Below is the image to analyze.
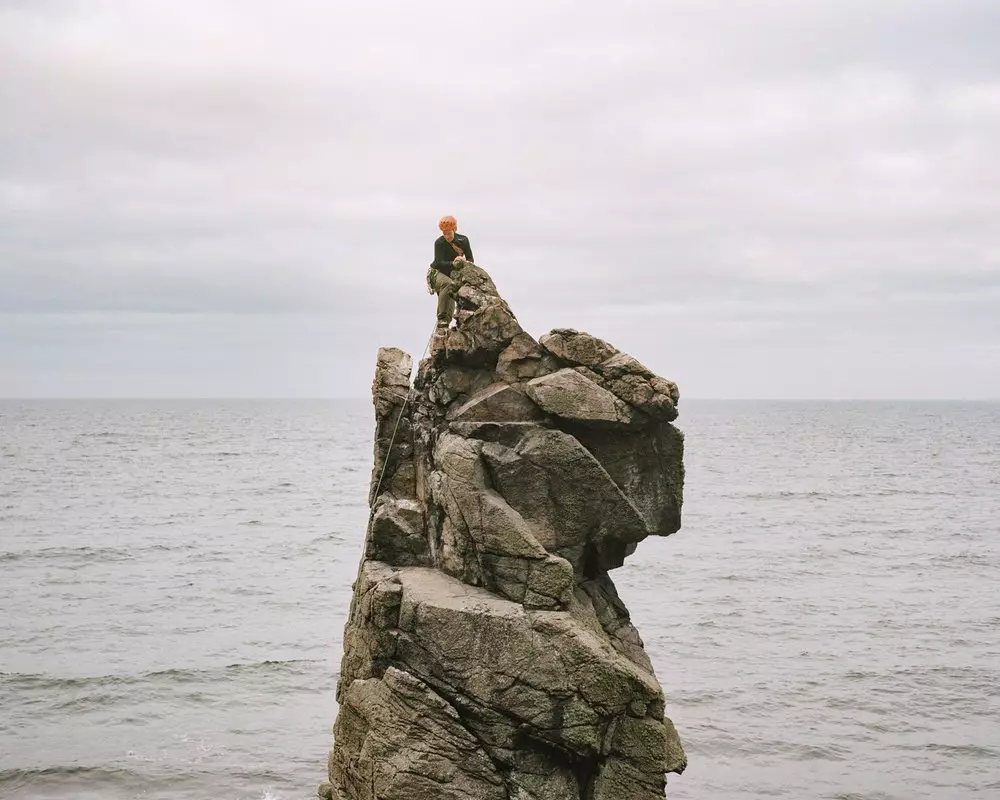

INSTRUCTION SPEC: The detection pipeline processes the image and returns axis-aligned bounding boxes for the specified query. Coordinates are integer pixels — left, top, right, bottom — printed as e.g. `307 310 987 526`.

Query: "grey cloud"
0 0 998 396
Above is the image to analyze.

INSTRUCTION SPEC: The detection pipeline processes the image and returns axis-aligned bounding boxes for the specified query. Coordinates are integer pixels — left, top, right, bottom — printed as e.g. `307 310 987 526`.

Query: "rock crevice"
325 265 686 800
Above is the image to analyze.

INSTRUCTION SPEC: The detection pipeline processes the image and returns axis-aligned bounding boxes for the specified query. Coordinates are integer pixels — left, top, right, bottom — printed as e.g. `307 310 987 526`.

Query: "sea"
1 399 998 800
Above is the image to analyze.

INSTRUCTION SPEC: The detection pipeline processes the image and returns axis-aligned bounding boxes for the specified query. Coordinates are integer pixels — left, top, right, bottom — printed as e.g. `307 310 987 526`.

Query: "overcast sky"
1 0 998 398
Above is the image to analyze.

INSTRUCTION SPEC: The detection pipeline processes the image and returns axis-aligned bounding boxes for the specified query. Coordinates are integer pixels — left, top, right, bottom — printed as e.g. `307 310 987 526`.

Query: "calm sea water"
1 399 998 800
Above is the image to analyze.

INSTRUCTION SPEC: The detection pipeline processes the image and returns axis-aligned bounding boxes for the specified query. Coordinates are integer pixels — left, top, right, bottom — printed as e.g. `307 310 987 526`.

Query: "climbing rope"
369 319 442 506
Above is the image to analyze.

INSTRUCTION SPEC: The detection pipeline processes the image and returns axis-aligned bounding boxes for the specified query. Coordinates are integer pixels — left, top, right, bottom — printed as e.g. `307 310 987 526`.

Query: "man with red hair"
428 215 475 329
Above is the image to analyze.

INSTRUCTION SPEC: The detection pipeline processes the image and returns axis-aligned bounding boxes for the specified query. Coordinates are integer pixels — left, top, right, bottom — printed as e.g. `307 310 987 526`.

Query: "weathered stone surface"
328 266 687 798
336 561 402 702
537 330 678 422
465 423 650 573
595 352 679 421
663 716 689 775
417 363 494 407
446 381 545 423
496 332 561 384
369 348 415 506
581 575 654 672
391 569 667 759
526 368 638 427
539 328 618 368
570 423 684 538
330 667 506 800
430 431 574 608
367 497 430 567
372 347 412 418
432 264 524 367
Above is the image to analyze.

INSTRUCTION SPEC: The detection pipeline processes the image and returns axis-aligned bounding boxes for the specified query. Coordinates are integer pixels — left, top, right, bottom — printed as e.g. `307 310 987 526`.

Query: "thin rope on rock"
369 320 441 509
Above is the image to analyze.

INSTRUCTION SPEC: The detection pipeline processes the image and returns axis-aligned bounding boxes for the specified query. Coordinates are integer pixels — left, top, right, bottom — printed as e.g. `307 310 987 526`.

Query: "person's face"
443 228 455 241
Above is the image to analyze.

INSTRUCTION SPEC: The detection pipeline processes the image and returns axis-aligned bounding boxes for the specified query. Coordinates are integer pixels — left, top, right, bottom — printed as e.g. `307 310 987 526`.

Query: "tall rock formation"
323 265 687 800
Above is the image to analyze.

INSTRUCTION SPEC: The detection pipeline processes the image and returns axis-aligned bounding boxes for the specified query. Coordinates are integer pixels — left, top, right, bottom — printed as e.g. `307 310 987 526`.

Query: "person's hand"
453 256 465 265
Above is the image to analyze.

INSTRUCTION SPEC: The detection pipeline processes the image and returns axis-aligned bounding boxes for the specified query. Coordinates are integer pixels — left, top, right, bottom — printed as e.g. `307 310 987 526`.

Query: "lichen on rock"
326 264 687 799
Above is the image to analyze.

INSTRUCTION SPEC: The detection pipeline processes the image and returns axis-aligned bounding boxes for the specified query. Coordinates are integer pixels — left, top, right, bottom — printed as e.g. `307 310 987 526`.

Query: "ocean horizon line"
2 396 998 403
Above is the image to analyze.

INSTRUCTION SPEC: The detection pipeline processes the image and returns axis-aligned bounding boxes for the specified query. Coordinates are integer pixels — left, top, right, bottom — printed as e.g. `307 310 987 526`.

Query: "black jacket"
432 233 474 276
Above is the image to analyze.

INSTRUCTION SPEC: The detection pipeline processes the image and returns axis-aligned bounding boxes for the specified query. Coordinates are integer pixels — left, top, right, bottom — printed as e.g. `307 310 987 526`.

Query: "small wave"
843 670 878 680
0 541 187 564
929 551 994 566
299 534 349 556
721 487 960 501
721 490 835 500
1 659 320 693
925 742 999 759
789 742 851 761
672 690 725 707
0 545 134 564
0 765 135 788
834 794 898 800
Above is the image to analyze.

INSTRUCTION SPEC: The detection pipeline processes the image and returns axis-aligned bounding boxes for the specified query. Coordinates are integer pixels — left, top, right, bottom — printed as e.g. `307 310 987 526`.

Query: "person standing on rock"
427 215 475 329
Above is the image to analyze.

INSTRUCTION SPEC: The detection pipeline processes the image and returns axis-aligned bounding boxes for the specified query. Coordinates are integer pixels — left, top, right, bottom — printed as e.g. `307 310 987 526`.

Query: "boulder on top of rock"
525 368 639 427
446 382 545 423
539 328 618 368
536 330 678 422
594 352 679 421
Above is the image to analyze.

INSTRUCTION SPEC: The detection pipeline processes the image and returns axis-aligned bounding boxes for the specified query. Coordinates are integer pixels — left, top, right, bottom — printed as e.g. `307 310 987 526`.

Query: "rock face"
326 264 686 800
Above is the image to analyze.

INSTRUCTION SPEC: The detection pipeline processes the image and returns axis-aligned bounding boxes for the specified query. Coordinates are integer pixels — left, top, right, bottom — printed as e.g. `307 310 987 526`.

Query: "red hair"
438 215 457 232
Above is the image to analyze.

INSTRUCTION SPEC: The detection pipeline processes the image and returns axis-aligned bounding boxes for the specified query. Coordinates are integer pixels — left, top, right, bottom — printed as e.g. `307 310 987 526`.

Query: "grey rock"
506 750 580 799
430 432 573 608
539 328 619 368
525 368 638 427
391 569 666 757
328 266 687 798
371 347 412 418
369 347 415 506
417 363 495 407
446 381 545 423
316 781 334 800
469 423 650 573
330 667 506 800
367 497 430 567
496 332 561 384
432 264 523 368
581 575 654 672
537 330 679 422
336 561 402 702
595 352 679 421
571 424 684 538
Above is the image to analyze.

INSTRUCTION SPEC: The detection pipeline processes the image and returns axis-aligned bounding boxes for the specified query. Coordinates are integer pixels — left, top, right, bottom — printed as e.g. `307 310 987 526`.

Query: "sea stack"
323 264 687 800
